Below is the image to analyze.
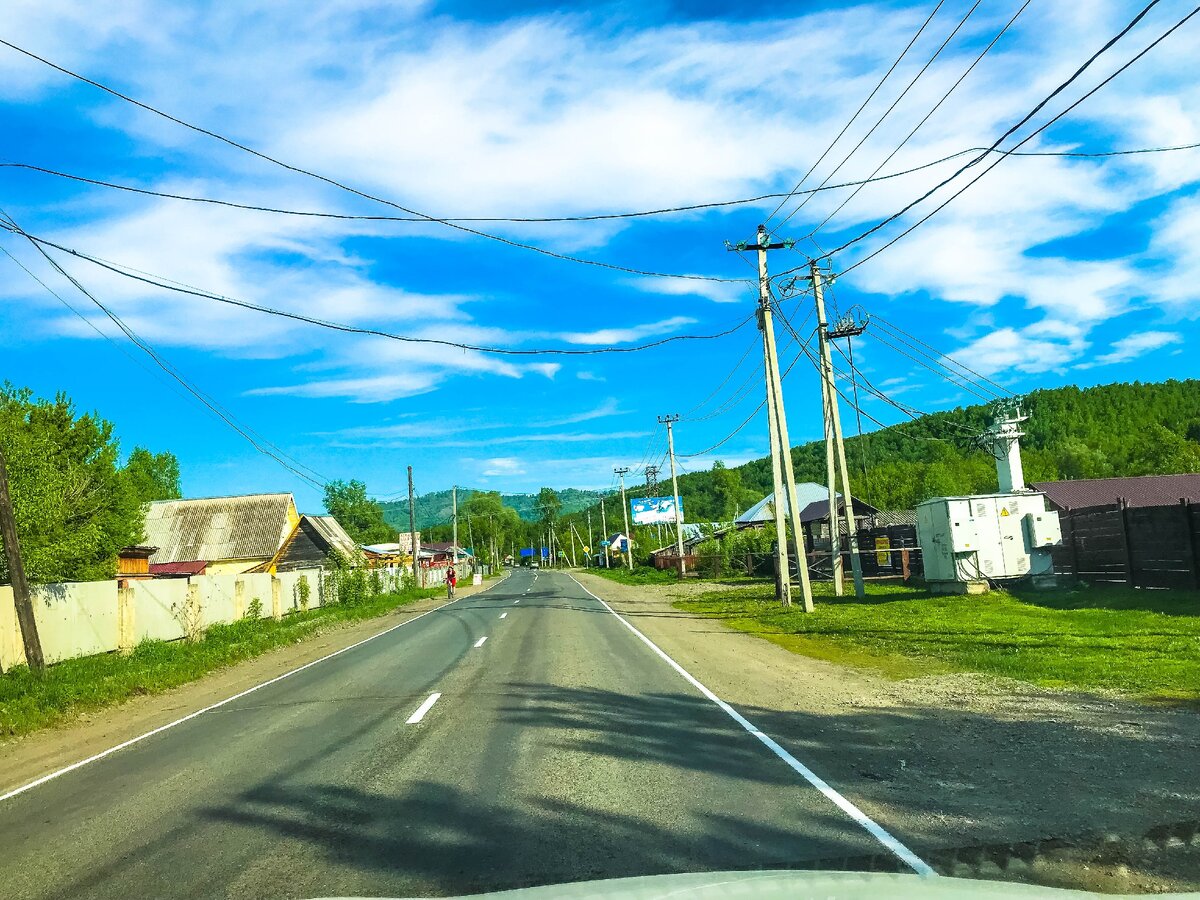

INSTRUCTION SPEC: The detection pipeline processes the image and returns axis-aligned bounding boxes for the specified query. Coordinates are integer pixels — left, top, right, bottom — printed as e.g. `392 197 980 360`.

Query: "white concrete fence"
0 566 424 673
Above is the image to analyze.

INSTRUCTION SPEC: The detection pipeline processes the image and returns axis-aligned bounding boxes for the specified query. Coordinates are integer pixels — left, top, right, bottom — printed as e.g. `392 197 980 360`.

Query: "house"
255 514 360 572
142 493 300 575
735 485 838 525
1031 474 1200 512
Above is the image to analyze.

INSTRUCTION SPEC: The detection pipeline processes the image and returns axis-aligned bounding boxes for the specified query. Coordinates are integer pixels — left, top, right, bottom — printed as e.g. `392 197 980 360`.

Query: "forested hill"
382 487 606 531
574 379 1200 526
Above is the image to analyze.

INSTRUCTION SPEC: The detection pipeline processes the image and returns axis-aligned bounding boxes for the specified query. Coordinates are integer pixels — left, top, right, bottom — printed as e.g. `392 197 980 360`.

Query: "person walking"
446 564 457 600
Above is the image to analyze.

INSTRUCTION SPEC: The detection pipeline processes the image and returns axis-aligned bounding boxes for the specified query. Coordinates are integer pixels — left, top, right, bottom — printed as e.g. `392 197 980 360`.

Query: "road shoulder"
575 571 1200 894
0 574 508 794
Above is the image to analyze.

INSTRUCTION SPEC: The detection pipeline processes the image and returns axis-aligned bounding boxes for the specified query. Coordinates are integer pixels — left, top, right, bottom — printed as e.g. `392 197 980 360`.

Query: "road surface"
0 569 926 898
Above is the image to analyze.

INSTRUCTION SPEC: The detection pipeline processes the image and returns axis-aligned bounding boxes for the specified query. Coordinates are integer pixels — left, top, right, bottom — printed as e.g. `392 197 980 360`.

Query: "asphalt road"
0 569 922 899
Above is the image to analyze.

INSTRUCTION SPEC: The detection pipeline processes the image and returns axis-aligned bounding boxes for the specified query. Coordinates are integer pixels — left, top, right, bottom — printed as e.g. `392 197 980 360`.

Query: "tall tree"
323 480 394 544
0 384 143 583
123 447 182 504
536 487 562 525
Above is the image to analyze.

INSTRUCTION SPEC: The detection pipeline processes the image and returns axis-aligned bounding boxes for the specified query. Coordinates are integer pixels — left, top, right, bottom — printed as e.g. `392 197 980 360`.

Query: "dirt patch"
0 576 508 795
576 572 1200 894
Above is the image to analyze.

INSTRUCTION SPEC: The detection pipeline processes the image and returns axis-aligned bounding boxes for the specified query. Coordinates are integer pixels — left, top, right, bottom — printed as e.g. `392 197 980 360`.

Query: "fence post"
185 583 203 641
1183 498 1200 591
234 578 246 619
271 576 283 620
1116 498 1135 587
117 585 136 653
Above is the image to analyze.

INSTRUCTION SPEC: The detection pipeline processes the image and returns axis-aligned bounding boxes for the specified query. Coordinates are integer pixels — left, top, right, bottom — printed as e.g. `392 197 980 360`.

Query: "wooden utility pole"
587 508 594 567
657 416 688 576
0 448 44 672
600 500 609 568
812 262 865 598
727 225 813 609
407 465 419 586
614 467 633 570
452 485 458 565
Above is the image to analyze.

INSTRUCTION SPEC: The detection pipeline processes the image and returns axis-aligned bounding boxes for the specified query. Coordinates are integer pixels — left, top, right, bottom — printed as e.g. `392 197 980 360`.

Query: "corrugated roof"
144 493 295 564
302 515 359 559
1031 474 1200 511
149 560 208 577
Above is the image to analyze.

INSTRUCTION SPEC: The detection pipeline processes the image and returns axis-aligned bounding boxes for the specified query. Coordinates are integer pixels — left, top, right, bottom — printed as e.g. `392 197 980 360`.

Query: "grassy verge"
0 585 444 739
589 565 681 586
671 580 1200 699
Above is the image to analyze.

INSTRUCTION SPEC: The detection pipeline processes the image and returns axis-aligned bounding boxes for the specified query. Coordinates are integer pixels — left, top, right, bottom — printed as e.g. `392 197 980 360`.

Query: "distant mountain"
381 487 607 531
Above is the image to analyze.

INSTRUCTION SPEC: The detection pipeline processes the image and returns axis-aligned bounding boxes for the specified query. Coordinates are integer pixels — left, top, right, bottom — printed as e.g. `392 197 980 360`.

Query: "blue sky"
1 0 1198 512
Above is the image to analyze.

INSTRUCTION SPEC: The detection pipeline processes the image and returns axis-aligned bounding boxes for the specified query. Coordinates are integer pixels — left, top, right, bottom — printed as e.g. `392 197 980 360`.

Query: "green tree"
122 447 182 504
536 487 561 525
1127 424 1200 476
709 460 743 520
323 480 394 544
0 384 143 583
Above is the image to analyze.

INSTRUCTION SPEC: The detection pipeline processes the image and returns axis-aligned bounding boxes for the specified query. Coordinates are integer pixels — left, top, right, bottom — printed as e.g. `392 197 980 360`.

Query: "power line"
1 227 755 356
839 3 1200 275
0 38 743 286
869 313 1012 396
806 0 1032 241
0 210 330 489
811 0 1170 265
6 133 1197 229
772 0 982 233
764 0 947 225
682 334 760 417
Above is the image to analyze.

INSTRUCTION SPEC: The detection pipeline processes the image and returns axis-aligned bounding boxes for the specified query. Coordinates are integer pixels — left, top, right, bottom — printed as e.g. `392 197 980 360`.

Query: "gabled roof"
144 493 296 564
1031 474 1200 511
149 560 208 577
303 515 359 559
798 497 881 523
736 485 836 524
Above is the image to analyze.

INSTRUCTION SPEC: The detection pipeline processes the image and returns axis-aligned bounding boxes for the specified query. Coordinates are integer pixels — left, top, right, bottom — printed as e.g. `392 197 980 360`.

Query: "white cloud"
561 316 697 346
542 397 624 426
950 326 1088 377
1079 331 1182 368
481 457 525 477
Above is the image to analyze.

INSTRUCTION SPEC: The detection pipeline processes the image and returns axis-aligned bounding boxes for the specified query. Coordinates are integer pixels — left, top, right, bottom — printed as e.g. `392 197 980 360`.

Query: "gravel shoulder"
576 572 1200 894
0 575 508 795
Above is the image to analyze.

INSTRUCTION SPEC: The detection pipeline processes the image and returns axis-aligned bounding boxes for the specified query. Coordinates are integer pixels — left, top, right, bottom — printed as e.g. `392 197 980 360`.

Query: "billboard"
631 496 683 525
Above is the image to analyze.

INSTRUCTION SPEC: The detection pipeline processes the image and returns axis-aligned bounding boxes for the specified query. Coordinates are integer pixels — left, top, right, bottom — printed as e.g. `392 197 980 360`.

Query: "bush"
245 597 264 619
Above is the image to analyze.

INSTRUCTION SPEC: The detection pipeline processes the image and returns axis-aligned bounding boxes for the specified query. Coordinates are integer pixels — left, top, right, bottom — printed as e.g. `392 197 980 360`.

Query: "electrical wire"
870 313 1013 396
806 0 1032 241
772 0 981 234
838 3 1200 275
1 227 756 356
0 210 330 489
0 38 743 285
810 0 1170 265
682 334 760 417
764 0 947 225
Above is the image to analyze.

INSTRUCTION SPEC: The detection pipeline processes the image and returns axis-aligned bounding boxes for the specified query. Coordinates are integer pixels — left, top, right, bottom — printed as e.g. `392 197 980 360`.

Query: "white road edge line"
474 636 488 648
500 613 507 619
0 573 514 805
567 574 936 878
405 692 442 724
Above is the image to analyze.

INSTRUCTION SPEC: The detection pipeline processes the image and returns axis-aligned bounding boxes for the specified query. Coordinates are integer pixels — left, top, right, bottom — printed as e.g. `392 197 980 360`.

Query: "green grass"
0 585 444 738
589 565 681 586
671 581 1200 700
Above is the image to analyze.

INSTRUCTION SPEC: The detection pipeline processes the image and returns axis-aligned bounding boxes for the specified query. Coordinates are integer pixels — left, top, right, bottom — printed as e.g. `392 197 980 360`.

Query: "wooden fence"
1052 499 1200 589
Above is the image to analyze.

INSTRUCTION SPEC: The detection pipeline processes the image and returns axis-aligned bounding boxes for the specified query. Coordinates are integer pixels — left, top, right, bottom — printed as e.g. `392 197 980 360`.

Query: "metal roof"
1031 474 1200 511
149 560 208 577
144 493 296 564
736 485 837 524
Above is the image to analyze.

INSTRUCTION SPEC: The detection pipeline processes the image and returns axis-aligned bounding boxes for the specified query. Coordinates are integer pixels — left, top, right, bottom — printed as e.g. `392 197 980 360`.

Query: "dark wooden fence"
1054 499 1200 589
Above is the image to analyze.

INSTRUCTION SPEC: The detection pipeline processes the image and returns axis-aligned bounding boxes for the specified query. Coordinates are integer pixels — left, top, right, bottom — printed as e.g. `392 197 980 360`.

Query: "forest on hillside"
381 487 605 531
553 379 1200 549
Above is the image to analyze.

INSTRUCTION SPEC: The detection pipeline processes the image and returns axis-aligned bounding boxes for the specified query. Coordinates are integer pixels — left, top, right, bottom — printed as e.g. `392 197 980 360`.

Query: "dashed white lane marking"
405 692 442 724
0 572 515 804
513 599 520 604
566 574 936 878
499 613 507 619
474 636 488 648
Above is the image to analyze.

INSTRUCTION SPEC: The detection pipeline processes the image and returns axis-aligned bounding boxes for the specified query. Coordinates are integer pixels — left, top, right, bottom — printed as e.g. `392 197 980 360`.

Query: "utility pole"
726 225 813 609
407 465 419 587
645 464 662 544
614 467 633 570
812 262 865 598
0 448 44 672
587 508 594 567
452 485 458 565
657 416 687 576
600 500 609 568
